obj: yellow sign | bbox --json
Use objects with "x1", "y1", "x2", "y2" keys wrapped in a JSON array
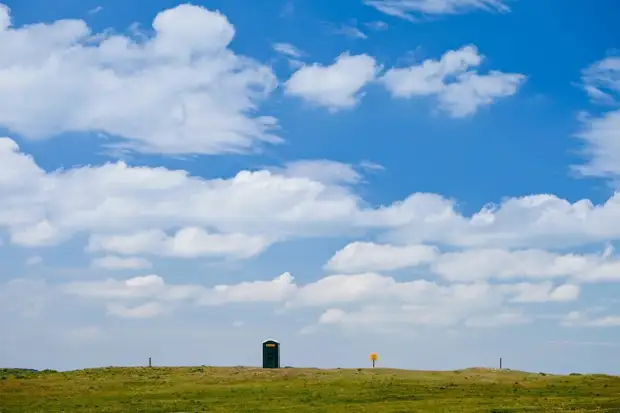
[
  {"x1": 370, "y1": 353, "x2": 377, "y2": 361},
  {"x1": 265, "y1": 343, "x2": 276, "y2": 347}
]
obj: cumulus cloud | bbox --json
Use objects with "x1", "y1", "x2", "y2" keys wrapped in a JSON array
[
  {"x1": 325, "y1": 241, "x2": 438, "y2": 273},
  {"x1": 312, "y1": 278, "x2": 549, "y2": 329},
  {"x1": 62, "y1": 273, "x2": 298, "y2": 314},
  {"x1": 317, "y1": 306, "x2": 528, "y2": 329},
  {"x1": 88, "y1": 228, "x2": 271, "y2": 259},
  {"x1": 562, "y1": 310, "x2": 620, "y2": 328},
  {"x1": 199, "y1": 272, "x2": 298, "y2": 306},
  {"x1": 285, "y1": 53, "x2": 380, "y2": 111},
  {"x1": 430, "y1": 248, "x2": 597, "y2": 282},
  {"x1": 0, "y1": 137, "x2": 364, "y2": 255},
  {"x1": 432, "y1": 247, "x2": 620, "y2": 284},
  {"x1": 0, "y1": 3, "x2": 279, "y2": 155},
  {"x1": 370, "y1": 192, "x2": 620, "y2": 249},
  {"x1": 0, "y1": 2, "x2": 528, "y2": 153},
  {"x1": 269, "y1": 159, "x2": 366, "y2": 185},
  {"x1": 311, "y1": 278, "x2": 577, "y2": 330},
  {"x1": 574, "y1": 56, "x2": 620, "y2": 181},
  {"x1": 64, "y1": 274, "x2": 174, "y2": 300},
  {"x1": 505, "y1": 282, "x2": 580, "y2": 303},
  {"x1": 91, "y1": 255, "x2": 153, "y2": 270},
  {"x1": 364, "y1": 0, "x2": 511, "y2": 20},
  {"x1": 2, "y1": 137, "x2": 620, "y2": 259},
  {"x1": 59, "y1": 271, "x2": 578, "y2": 329},
  {"x1": 280, "y1": 45, "x2": 524, "y2": 116},
  {"x1": 326, "y1": 241, "x2": 620, "y2": 283},
  {"x1": 381, "y1": 45, "x2": 525, "y2": 117}
]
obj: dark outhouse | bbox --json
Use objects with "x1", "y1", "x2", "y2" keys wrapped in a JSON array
[{"x1": 262, "y1": 339, "x2": 280, "y2": 368}]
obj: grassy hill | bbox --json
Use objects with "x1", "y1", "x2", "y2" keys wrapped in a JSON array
[{"x1": 1, "y1": 366, "x2": 619, "y2": 412}]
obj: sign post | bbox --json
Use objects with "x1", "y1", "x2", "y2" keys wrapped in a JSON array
[{"x1": 370, "y1": 352, "x2": 378, "y2": 368}]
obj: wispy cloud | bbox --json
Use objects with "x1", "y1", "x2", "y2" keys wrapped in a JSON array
[
  {"x1": 273, "y1": 42, "x2": 304, "y2": 58},
  {"x1": 333, "y1": 25, "x2": 368, "y2": 39},
  {"x1": 88, "y1": 6, "x2": 103, "y2": 15},
  {"x1": 365, "y1": 21, "x2": 389, "y2": 31},
  {"x1": 364, "y1": 0, "x2": 511, "y2": 21}
]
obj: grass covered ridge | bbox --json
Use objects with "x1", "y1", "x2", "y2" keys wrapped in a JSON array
[{"x1": 1, "y1": 366, "x2": 619, "y2": 412}]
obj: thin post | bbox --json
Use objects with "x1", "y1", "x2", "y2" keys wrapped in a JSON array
[
  {"x1": 372, "y1": 360, "x2": 375, "y2": 368},
  {"x1": 499, "y1": 358, "x2": 502, "y2": 369},
  {"x1": 149, "y1": 357, "x2": 152, "y2": 367}
]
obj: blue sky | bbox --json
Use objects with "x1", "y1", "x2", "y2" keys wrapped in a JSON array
[{"x1": 0, "y1": 0, "x2": 619, "y2": 374}]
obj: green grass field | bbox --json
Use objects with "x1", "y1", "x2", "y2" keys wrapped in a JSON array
[{"x1": 1, "y1": 366, "x2": 619, "y2": 412}]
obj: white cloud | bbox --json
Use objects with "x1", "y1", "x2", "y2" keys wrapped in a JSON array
[
  {"x1": 364, "y1": 0, "x2": 510, "y2": 20},
  {"x1": 574, "y1": 111, "x2": 620, "y2": 180},
  {"x1": 365, "y1": 21, "x2": 389, "y2": 31},
  {"x1": 371, "y1": 192, "x2": 620, "y2": 249},
  {"x1": 60, "y1": 271, "x2": 577, "y2": 329},
  {"x1": 199, "y1": 272, "x2": 298, "y2": 306},
  {"x1": 549, "y1": 284, "x2": 581, "y2": 301},
  {"x1": 91, "y1": 255, "x2": 153, "y2": 270},
  {"x1": 270, "y1": 159, "x2": 364, "y2": 185},
  {"x1": 284, "y1": 53, "x2": 380, "y2": 111},
  {"x1": 290, "y1": 273, "x2": 575, "y2": 309},
  {"x1": 505, "y1": 282, "x2": 580, "y2": 303},
  {"x1": 62, "y1": 272, "x2": 298, "y2": 315},
  {"x1": 2, "y1": 137, "x2": 620, "y2": 260},
  {"x1": 316, "y1": 298, "x2": 498, "y2": 329},
  {"x1": 574, "y1": 56, "x2": 620, "y2": 180},
  {"x1": 290, "y1": 273, "x2": 397, "y2": 307},
  {"x1": 11, "y1": 219, "x2": 65, "y2": 247},
  {"x1": 311, "y1": 278, "x2": 573, "y2": 330},
  {"x1": 562, "y1": 310, "x2": 620, "y2": 328},
  {"x1": 0, "y1": 4, "x2": 8, "y2": 29},
  {"x1": 332, "y1": 25, "x2": 368, "y2": 40},
  {"x1": 0, "y1": 3, "x2": 279, "y2": 155},
  {"x1": 430, "y1": 248, "x2": 611, "y2": 283},
  {"x1": 63, "y1": 274, "x2": 175, "y2": 300},
  {"x1": 581, "y1": 56, "x2": 620, "y2": 105},
  {"x1": 381, "y1": 45, "x2": 525, "y2": 117},
  {"x1": 273, "y1": 42, "x2": 303, "y2": 58},
  {"x1": 325, "y1": 241, "x2": 438, "y2": 273},
  {"x1": 87, "y1": 6, "x2": 103, "y2": 15},
  {"x1": 0, "y1": 138, "x2": 363, "y2": 253},
  {"x1": 327, "y1": 241, "x2": 620, "y2": 283},
  {"x1": 88, "y1": 228, "x2": 271, "y2": 259}
]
